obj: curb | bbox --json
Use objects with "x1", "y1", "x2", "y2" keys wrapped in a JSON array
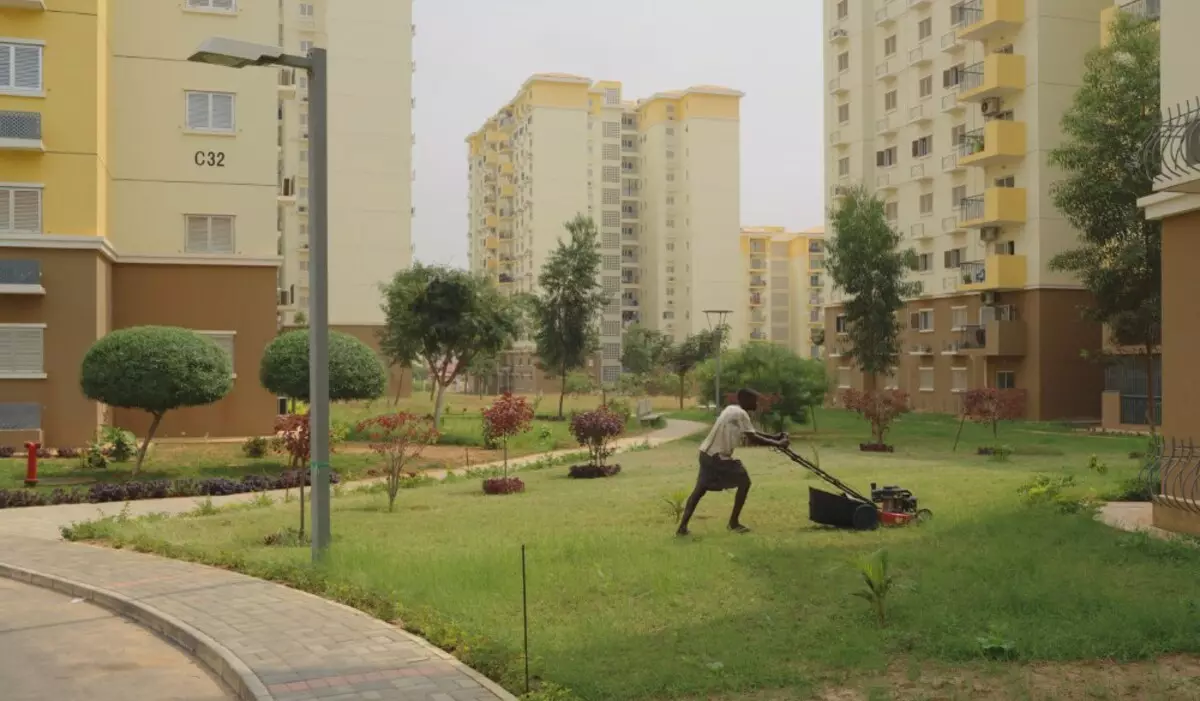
[{"x1": 0, "y1": 562, "x2": 272, "y2": 701}]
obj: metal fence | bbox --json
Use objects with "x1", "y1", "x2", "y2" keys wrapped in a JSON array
[
  {"x1": 1140, "y1": 438, "x2": 1200, "y2": 511},
  {"x1": 0, "y1": 110, "x2": 42, "y2": 141}
]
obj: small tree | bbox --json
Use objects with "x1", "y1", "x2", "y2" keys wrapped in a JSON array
[
  {"x1": 621, "y1": 324, "x2": 672, "y2": 377},
  {"x1": 570, "y1": 407, "x2": 625, "y2": 469},
  {"x1": 564, "y1": 370, "x2": 596, "y2": 398},
  {"x1": 962, "y1": 388, "x2": 1028, "y2": 444},
  {"x1": 664, "y1": 329, "x2": 725, "y2": 410},
  {"x1": 841, "y1": 389, "x2": 910, "y2": 448},
  {"x1": 260, "y1": 330, "x2": 387, "y2": 402},
  {"x1": 696, "y1": 343, "x2": 829, "y2": 432},
  {"x1": 481, "y1": 393, "x2": 534, "y2": 478},
  {"x1": 80, "y1": 326, "x2": 232, "y2": 474},
  {"x1": 357, "y1": 413, "x2": 440, "y2": 512}
]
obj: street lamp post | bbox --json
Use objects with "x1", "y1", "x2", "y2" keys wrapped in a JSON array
[
  {"x1": 189, "y1": 38, "x2": 332, "y2": 561},
  {"x1": 703, "y1": 310, "x2": 731, "y2": 414}
]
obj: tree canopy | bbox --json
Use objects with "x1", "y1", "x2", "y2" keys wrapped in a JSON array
[
  {"x1": 620, "y1": 324, "x2": 672, "y2": 377},
  {"x1": 695, "y1": 342, "x2": 829, "y2": 432},
  {"x1": 259, "y1": 329, "x2": 387, "y2": 403}
]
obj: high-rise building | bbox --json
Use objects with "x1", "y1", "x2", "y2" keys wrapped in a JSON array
[
  {"x1": 822, "y1": 0, "x2": 1112, "y2": 420},
  {"x1": 467, "y1": 75, "x2": 743, "y2": 389},
  {"x1": 740, "y1": 226, "x2": 826, "y2": 358}
]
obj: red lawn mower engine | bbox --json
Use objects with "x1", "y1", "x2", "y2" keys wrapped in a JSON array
[{"x1": 870, "y1": 483, "x2": 931, "y2": 527}]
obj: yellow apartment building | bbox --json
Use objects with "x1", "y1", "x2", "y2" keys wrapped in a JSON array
[
  {"x1": 740, "y1": 226, "x2": 826, "y2": 358},
  {"x1": 274, "y1": 0, "x2": 414, "y2": 397},
  {"x1": 1134, "y1": 0, "x2": 1199, "y2": 533},
  {"x1": 822, "y1": 0, "x2": 1112, "y2": 421},
  {"x1": 466, "y1": 75, "x2": 743, "y2": 389},
  {"x1": 0, "y1": 0, "x2": 286, "y2": 447}
]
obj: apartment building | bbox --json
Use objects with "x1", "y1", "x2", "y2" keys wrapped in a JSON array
[
  {"x1": 275, "y1": 0, "x2": 414, "y2": 396},
  {"x1": 1136, "y1": 0, "x2": 1198, "y2": 534},
  {"x1": 0, "y1": 0, "x2": 282, "y2": 447},
  {"x1": 822, "y1": 0, "x2": 1110, "y2": 420},
  {"x1": 740, "y1": 226, "x2": 826, "y2": 358},
  {"x1": 467, "y1": 75, "x2": 743, "y2": 388}
]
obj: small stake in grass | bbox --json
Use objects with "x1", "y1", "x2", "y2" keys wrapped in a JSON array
[
  {"x1": 522, "y1": 543, "x2": 530, "y2": 695},
  {"x1": 851, "y1": 549, "x2": 893, "y2": 627}
]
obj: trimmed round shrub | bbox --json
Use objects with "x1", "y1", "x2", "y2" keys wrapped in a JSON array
[
  {"x1": 260, "y1": 329, "x2": 386, "y2": 402},
  {"x1": 567, "y1": 464, "x2": 622, "y2": 479},
  {"x1": 482, "y1": 477, "x2": 525, "y2": 495}
]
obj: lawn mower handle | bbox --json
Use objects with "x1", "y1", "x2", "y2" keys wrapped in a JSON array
[{"x1": 772, "y1": 444, "x2": 875, "y2": 506}]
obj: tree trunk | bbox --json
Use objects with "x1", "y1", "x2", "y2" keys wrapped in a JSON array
[
  {"x1": 952, "y1": 411, "x2": 967, "y2": 452},
  {"x1": 810, "y1": 405, "x2": 820, "y2": 433},
  {"x1": 133, "y1": 413, "x2": 164, "y2": 476},
  {"x1": 558, "y1": 367, "x2": 567, "y2": 419},
  {"x1": 678, "y1": 373, "x2": 685, "y2": 410},
  {"x1": 1145, "y1": 345, "x2": 1157, "y2": 437},
  {"x1": 503, "y1": 441, "x2": 509, "y2": 479},
  {"x1": 391, "y1": 367, "x2": 406, "y2": 407},
  {"x1": 433, "y1": 381, "x2": 449, "y2": 425}
]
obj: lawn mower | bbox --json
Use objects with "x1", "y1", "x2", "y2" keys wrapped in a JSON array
[{"x1": 774, "y1": 445, "x2": 931, "y2": 530}]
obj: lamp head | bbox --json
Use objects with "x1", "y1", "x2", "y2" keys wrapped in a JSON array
[{"x1": 188, "y1": 37, "x2": 287, "y2": 68}]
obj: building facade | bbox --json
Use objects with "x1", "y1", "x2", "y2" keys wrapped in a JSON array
[
  {"x1": 822, "y1": 0, "x2": 1111, "y2": 420},
  {"x1": 740, "y1": 226, "x2": 826, "y2": 358},
  {"x1": 467, "y1": 75, "x2": 743, "y2": 386}
]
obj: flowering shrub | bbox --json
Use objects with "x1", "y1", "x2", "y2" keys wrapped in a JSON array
[
  {"x1": 569, "y1": 407, "x2": 626, "y2": 469},
  {"x1": 481, "y1": 393, "x2": 534, "y2": 479},
  {"x1": 841, "y1": 389, "x2": 910, "y2": 448},
  {"x1": 962, "y1": 388, "x2": 1027, "y2": 445},
  {"x1": 482, "y1": 476, "x2": 525, "y2": 495},
  {"x1": 357, "y1": 412, "x2": 440, "y2": 512},
  {"x1": 0, "y1": 446, "x2": 15, "y2": 459}
]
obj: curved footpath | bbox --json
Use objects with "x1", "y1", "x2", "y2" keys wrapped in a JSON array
[{"x1": 0, "y1": 419, "x2": 705, "y2": 701}]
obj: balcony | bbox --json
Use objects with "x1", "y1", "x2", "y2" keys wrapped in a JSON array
[
  {"x1": 957, "y1": 53, "x2": 1025, "y2": 103},
  {"x1": 622, "y1": 296, "x2": 640, "y2": 308},
  {"x1": 501, "y1": 184, "x2": 515, "y2": 197},
  {"x1": 875, "y1": 0, "x2": 897, "y2": 25},
  {"x1": 908, "y1": 45, "x2": 931, "y2": 67},
  {"x1": 277, "y1": 176, "x2": 297, "y2": 204},
  {"x1": 941, "y1": 30, "x2": 963, "y2": 53},
  {"x1": 911, "y1": 163, "x2": 931, "y2": 181},
  {"x1": 485, "y1": 214, "x2": 499, "y2": 227},
  {"x1": 954, "y1": 0, "x2": 1024, "y2": 42},
  {"x1": 940, "y1": 93, "x2": 963, "y2": 114},
  {"x1": 498, "y1": 274, "x2": 514, "y2": 284},
  {"x1": 278, "y1": 69, "x2": 296, "y2": 98},
  {"x1": 876, "y1": 172, "x2": 896, "y2": 191},
  {"x1": 621, "y1": 272, "x2": 640, "y2": 285},
  {"x1": 828, "y1": 77, "x2": 847, "y2": 95},
  {"x1": 749, "y1": 294, "x2": 764, "y2": 307},
  {"x1": 500, "y1": 163, "x2": 514, "y2": 175},
  {"x1": 0, "y1": 260, "x2": 44, "y2": 295},
  {"x1": 829, "y1": 27, "x2": 849, "y2": 44},
  {"x1": 0, "y1": 0, "x2": 45, "y2": 8},
  {"x1": 957, "y1": 120, "x2": 1026, "y2": 168},
  {"x1": 958, "y1": 254, "x2": 1027, "y2": 292},
  {"x1": 750, "y1": 275, "x2": 767, "y2": 288},
  {"x1": 485, "y1": 236, "x2": 498, "y2": 249},
  {"x1": 1119, "y1": 0, "x2": 1160, "y2": 21},
  {"x1": 959, "y1": 319, "x2": 1026, "y2": 356},
  {"x1": 875, "y1": 59, "x2": 898, "y2": 80},
  {"x1": 829, "y1": 130, "x2": 849, "y2": 149},
  {"x1": 908, "y1": 104, "x2": 931, "y2": 125},
  {"x1": 942, "y1": 153, "x2": 962, "y2": 173},
  {"x1": 876, "y1": 115, "x2": 896, "y2": 136},
  {"x1": 750, "y1": 329, "x2": 769, "y2": 342},
  {"x1": 958, "y1": 188, "x2": 1026, "y2": 228},
  {"x1": 0, "y1": 110, "x2": 44, "y2": 151}
]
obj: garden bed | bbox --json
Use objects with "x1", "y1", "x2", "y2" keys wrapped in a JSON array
[
  {"x1": 859, "y1": 443, "x2": 895, "y2": 453},
  {"x1": 567, "y1": 464, "x2": 622, "y2": 479}
]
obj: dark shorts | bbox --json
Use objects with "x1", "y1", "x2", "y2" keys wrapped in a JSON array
[{"x1": 696, "y1": 451, "x2": 750, "y2": 492}]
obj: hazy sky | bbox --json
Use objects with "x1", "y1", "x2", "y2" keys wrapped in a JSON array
[{"x1": 411, "y1": 0, "x2": 825, "y2": 268}]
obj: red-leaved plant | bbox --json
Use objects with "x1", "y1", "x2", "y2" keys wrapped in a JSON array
[
  {"x1": 841, "y1": 389, "x2": 911, "y2": 449},
  {"x1": 481, "y1": 393, "x2": 534, "y2": 479},
  {"x1": 962, "y1": 388, "x2": 1027, "y2": 444},
  {"x1": 273, "y1": 414, "x2": 312, "y2": 472},
  {"x1": 356, "y1": 412, "x2": 440, "y2": 512},
  {"x1": 570, "y1": 407, "x2": 626, "y2": 469}
]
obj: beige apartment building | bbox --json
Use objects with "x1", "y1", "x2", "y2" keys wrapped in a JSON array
[
  {"x1": 275, "y1": 0, "x2": 414, "y2": 396},
  {"x1": 823, "y1": 0, "x2": 1112, "y2": 420},
  {"x1": 740, "y1": 226, "x2": 826, "y2": 358},
  {"x1": 466, "y1": 75, "x2": 743, "y2": 389}
]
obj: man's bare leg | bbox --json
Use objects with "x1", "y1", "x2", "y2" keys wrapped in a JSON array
[
  {"x1": 728, "y1": 476, "x2": 752, "y2": 533},
  {"x1": 676, "y1": 485, "x2": 708, "y2": 536}
]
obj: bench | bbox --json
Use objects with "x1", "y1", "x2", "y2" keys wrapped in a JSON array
[{"x1": 635, "y1": 399, "x2": 663, "y2": 426}]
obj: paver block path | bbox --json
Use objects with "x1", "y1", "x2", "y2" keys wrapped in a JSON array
[{"x1": 1, "y1": 535, "x2": 515, "y2": 701}]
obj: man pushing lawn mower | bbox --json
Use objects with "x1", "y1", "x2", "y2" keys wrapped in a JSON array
[{"x1": 676, "y1": 388, "x2": 790, "y2": 537}]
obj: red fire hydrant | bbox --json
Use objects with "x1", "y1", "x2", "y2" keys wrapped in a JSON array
[{"x1": 24, "y1": 442, "x2": 40, "y2": 487}]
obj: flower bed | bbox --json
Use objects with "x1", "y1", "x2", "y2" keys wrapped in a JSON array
[
  {"x1": 568, "y1": 464, "x2": 622, "y2": 479},
  {"x1": 482, "y1": 477, "x2": 525, "y2": 495},
  {"x1": 859, "y1": 443, "x2": 895, "y2": 453},
  {"x1": 0, "y1": 469, "x2": 339, "y2": 510}
]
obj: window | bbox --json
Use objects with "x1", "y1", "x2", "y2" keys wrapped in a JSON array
[
  {"x1": 810, "y1": 274, "x2": 822, "y2": 287},
  {"x1": 666, "y1": 173, "x2": 676, "y2": 182},
  {"x1": 666, "y1": 127, "x2": 675, "y2": 136},
  {"x1": 603, "y1": 121, "x2": 620, "y2": 138},
  {"x1": 186, "y1": 91, "x2": 235, "y2": 132},
  {"x1": 876, "y1": 146, "x2": 898, "y2": 167},
  {"x1": 943, "y1": 63, "x2": 965, "y2": 88},
  {"x1": 604, "y1": 88, "x2": 619, "y2": 105},
  {"x1": 943, "y1": 247, "x2": 966, "y2": 268},
  {"x1": 950, "y1": 2, "x2": 969, "y2": 25},
  {"x1": 185, "y1": 215, "x2": 235, "y2": 253},
  {"x1": 186, "y1": 0, "x2": 235, "y2": 11},
  {"x1": 0, "y1": 186, "x2": 42, "y2": 233},
  {"x1": 913, "y1": 252, "x2": 932, "y2": 271},
  {"x1": 0, "y1": 41, "x2": 43, "y2": 93},
  {"x1": 299, "y1": 41, "x2": 314, "y2": 54},
  {"x1": 995, "y1": 175, "x2": 1016, "y2": 188},
  {"x1": 917, "y1": 17, "x2": 933, "y2": 40},
  {"x1": 666, "y1": 287, "x2": 675, "y2": 296},
  {"x1": 884, "y1": 90, "x2": 898, "y2": 112},
  {"x1": 198, "y1": 332, "x2": 236, "y2": 372},
  {"x1": 911, "y1": 135, "x2": 932, "y2": 158},
  {"x1": 837, "y1": 367, "x2": 852, "y2": 389},
  {"x1": 951, "y1": 307, "x2": 969, "y2": 329},
  {"x1": 837, "y1": 52, "x2": 850, "y2": 72},
  {"x1": 884, "y1": 35, "x2": 897, "y2": 56},
  {"x1": 603, "y1": 188, "x2": 619, "y2": 205},
  {"x1": 837, "y1": 157, "x2": 850, "y2": 177},
  {"x1": 602, "y1": 231, "x2": 618, "y2": 247},
  {"x1": 603, "y1": 255, "x2": 620, "y2": 271},
  {"x1": 951, "y1": 185, "x2": 967, "y2": 209},
  {"x1": 603, "y1": 343, "x2": 620, "y2": 360},
  {"x1": 885, "y1": 368, "x2": 899, "y2": 390},
  {"x1": 299, "y1": 2, "x2": 314, "y2": 17},
  {"x1": 602, "y1": 320, "x2": 621, "y2": 338},
  {"x1": 602, "y1": 211, "x2": 619, "y2": 227},
  {"x1": 919, "y1": 192, "x2": 934, "y2": 215},
  {"x1": 997, "y1": 371, "x2": 1016, "y2": 390},
  {"x1": 666, "y1": 196, "x2": 675, "y2": 205},
  {"x1": 995, "y1": 240, "x2": 1016, "y2": 255},
  {"x1": 918, "y1": 75, "x2": 933, "y2": 98},
  {"x1": 666, "y1": 219, "x2": 675, "y2": 228},
  {"x1": 951, "y1": 367, "x2": 968, "y2": 393},
  {"x1": 917, "y1": 309, "x2": 934, "y2": 332},
  {"x1": 300, "y1": 149, "x2": 308, "y2": 163},
  {"x1": 950, "y1": 123, "x2": 966, "y2": 147},
  {"x1": 885, "y1": 201, "x2": 899, "y2": 221},
  {"x1": 837, "y1": 103, "x2": 850, "y2": 123},
  {"x1": 666, "y1": 150, "x2": 675, "y2": 159},
  {"x1": 0, "y1": 325, "x2": 44, "y2": 378},
  {"x1": 918, "y1": 367, "x2": 934, "y2": 392},
  {"x1": 603, "y1": 277, "x2": 620, "y2": 294},
  {"x1": 602, "y1": 143, "x2": 619, "y2": 160},
  {"x1": 836, "y1": 0, "x2": 848, "y2": 20},
  {"x1": 602, "y1": 166, "x2": 620, "y2": 183},
  {"x1": 835, "y1": 314, "x2": 848, "y2": 333}
]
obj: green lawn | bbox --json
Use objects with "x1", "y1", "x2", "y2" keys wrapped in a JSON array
[{"x1": 63, "y1": 411, "x2": 1200, "y2": 700}]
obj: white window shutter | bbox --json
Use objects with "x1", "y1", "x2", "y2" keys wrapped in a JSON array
[
  {"x1": 13, "y1": 328, "x2": 42, "y2": 374},
  {"x1": 203, "y1": 332, "x2": 235, "y2": 360},
  {"x1": 0, "y1": 46, "x2": 12, "y2": 89},
  {"x1": 211, "y1": 93, "x2": 234, "y2": 130},
  {"x1": 186, "y1": 92, "x2": 210, "y2": 130},
  {"x1": 11, "y1": 189, "x2": 40, "y2": 233},
  {"x1": 0, "y1": 189, "x2": 10, "y2": 231},
  {"x1": 12, "y1": 45, "x2": 41, "y2": 91},
  {"x1": 212, "y1": 0, "x2": 235, "y2": 10},
  {"x1": 186, "y1": 215, "x2": 210, "y2": 252},
  {"x1": 209, "y1": 216, "x2": 234, "y2": 252},
  {"x1": 186, "y1": 0, "x2": 207, "y2": 7}
]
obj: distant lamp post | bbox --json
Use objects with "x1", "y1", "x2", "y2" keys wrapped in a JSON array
[
  {"x1": 703, "y1": 310, "x2": 731, "y2": 414},
  {"x1": 188, "y1": 37, "x2": 333, "y2": 562}
]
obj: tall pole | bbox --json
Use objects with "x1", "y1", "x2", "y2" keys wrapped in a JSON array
[
  {"x1": 714, "y1": 325, "x2": 723, "y2": 413},
  {"x1": 703, "y1": 310, "x2": 731, "y2": 414},
  {"x1": 308, "y1": 47, "x2": 331, "y2": 560}
]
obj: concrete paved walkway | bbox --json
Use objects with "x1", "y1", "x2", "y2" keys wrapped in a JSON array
[
  {"x1": 0, "y1": 419, "x2": 705, "y2": 700},
  {"x1": 0, "y1": 577, "x2": 232, "y2": 701}
]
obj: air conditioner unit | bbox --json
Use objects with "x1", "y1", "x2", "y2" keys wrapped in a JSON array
[
  {"x1": 980, "y1": 226, "x2": 1000, "y2": 242},
  {"x1": 981, "y1": 291, "x2": 997, "y2": 305},
  {"x1": 981, "y1": 98, "x2": 1002, "y2": 116}
]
